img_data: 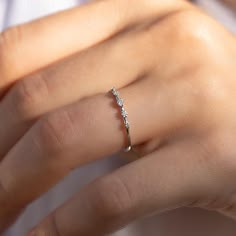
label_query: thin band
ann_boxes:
[111,87,132,152]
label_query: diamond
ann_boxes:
[111,87,119,96]
[110,87,132,152]
[117,98,124,107]
[124,119,130,128]
[121,108,128,117]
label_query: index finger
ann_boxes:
[0,0,185,94]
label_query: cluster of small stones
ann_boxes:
[111,87,130,129]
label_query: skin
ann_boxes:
[0,0,235,235]
[222,0,236,10]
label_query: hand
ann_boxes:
[0,0,143,230]
[0,0,235,235]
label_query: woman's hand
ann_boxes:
[0,0,235,235]
[0,0,149,230]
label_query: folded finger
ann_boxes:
[0,0,184,94]
[28,142,209,236]
[0,76,188,229]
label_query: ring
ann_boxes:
[111,87,132,152]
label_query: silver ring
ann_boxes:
[111,87,132,152]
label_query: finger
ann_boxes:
[0,2,192,158]
[28,142,210,236]
[0,24,154,157]
[0,76,190,228]
[0,0,184,93]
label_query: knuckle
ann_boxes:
[34,110,74,156]
[0,25,25,78]
[143,9,221,73]
[90,176,134,220]
[151,9,220,62]
[11,73,49,119]
[170,10,219,54]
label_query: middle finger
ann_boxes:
[0,28,155,157]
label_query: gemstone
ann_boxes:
[121,108,128,117]
[117,98,124,106]
[124,119,130,128]
[111,87,119,96]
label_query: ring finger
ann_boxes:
[0,28,154,158]
[0,75,188,231]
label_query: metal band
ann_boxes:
[111,87,132,152]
